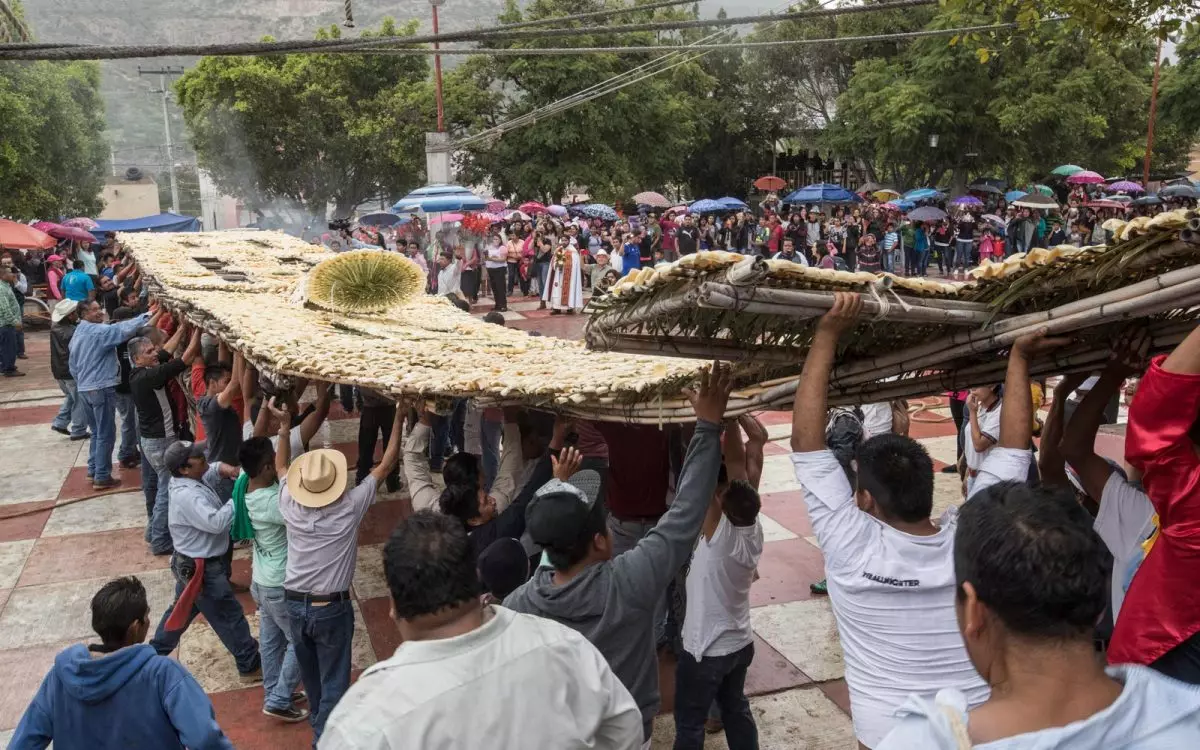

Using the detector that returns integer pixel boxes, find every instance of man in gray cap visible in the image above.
[148,439,261,682]
[504,362,733,746]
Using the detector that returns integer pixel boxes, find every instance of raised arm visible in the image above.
[403,409,440,511]
[489,408,527,513]
[267,398,292,478]
[214,351,243,410]
[297,382,332,450]
[161,316,189,355]
[792,293,862,452]
[368,401,406,485]
[1000,330,1069,450]
[738,413,768,491]
[1038,372,1088,488]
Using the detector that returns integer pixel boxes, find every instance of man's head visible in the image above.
[526,479,610,571]
[407,242,420,255]
[477,537,529,602]
[595,249,610,266]
[78,299,105,323]
[720,478,761,527]
[0,264,12,285]
[164,440,208,479]
[436,251,453,269]
[119,286,139,309]
[98,275,116,292]
[72,260,85,271]
[239,436,278,485]
[204,364,232,395]
[384,510,481,635]
[127,336,159,368]
[91,576,151,650]
[439,452,495,526]
[954,481,1110,681]
[482,311,505,326]
[782,238,795,256]
[854,434,934,523]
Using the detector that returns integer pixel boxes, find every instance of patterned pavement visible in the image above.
[0,298,1112,749]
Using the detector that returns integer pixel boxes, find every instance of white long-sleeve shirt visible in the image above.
[319,606,643,750]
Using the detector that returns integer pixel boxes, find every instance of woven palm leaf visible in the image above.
[306,250,426,314]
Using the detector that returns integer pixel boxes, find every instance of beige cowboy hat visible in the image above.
[287,449,349,508]
[51,299,79,324]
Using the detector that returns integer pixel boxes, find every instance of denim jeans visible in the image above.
[481,415,502,493]
[673,643,758,750]
[534,261,549,297]
[0,326,17,373]
[286,598,354,746]
[140,449,157,537]
[80,387,117,482]
[251,582,302,711]
[608,516,668,646]
[954,239,973,270]
[141,435,175,554]
[150,555,261,674]
[53,378,89,438]
[114,391,139,463]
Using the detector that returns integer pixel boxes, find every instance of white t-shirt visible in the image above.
[242,420,308,460]
[790,446,1030,747]
[861,403,894,440]
[1093,473,1155,620]
[963,400,1002,471]
[682,515,764,661]
[320,606,643,750]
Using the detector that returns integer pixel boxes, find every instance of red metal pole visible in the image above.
[433,4,445,133]
[1144,36,1163,189]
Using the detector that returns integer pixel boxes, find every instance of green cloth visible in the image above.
[230,472,254,542]
[243,482,288,588]
[0,284,20,328]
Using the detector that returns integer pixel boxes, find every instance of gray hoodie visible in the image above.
[504,420,722,740]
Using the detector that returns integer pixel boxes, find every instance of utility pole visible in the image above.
[138,65,185,213]
[1143,36,1164,190]
[431,0,446,132]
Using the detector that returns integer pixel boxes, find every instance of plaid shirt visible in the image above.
[0,284,19,328]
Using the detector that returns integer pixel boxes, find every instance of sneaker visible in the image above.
[238,667,263,685]
[51,426,70,436]
[809,578,829,595]
[263,706,310,723]
[70,432,91,441]
[92,478,121,490]
[292,690,308,705]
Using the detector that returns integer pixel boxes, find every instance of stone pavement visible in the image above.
[0,307,1030,749]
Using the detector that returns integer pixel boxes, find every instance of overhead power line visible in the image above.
[0,0,939,61]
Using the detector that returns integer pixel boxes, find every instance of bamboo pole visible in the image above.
[603,335,803,364]
[699,284,997,326]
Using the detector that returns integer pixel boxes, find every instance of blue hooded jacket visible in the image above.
[10,643,232,750]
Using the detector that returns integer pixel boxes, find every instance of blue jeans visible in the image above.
[673,643,758,750]
[251,582,302,712]
[150,554,261,674]
[0,326,17,373]
[286,598,354,746]
[954,239,973,270]
[481,416,502,492]
[141,435,175,554]
[53,378,90,438]
[80,387,117,482]
[140,449,157,537]
[114,391,139,463]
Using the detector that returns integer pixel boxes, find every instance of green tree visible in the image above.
[0,1,107,219]
[457,0,711,203]
[176,20,439,217]
[1159,29,1200,142]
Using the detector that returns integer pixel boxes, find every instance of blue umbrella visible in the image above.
[689,199,728,214]
[575,203,619,221]
[1004,190,1028,202]
[782,183,860,204]
[884,199,915,212]
[903,187,942,202]
[717,196,749,210]
[392,184,487,213]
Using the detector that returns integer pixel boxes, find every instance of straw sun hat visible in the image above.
[287,449,350,508]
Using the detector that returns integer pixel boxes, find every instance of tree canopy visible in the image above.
[0,1,107,220]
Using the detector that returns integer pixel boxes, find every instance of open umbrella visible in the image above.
[1085,199,1126,210]
[518,201,547,215]
[873,189,901,201]
[981,214,1006,227]
[428,213,465,225]
[505,209,532,221]
[357,212,402,227]
[1106,180,1144,194]
[903,187,943,202]
[1030,184,1055,196]
[858,181,892,194]
[1160,183,1198,199]
[1109,194,1133,203]
[1130,195,1162,206]
[62,217,98,230]
[950,196,984,207]
[1012,194,1058,209]
[664,205,687,217]
[575,203,619,221]
[967,183,1003,195]
[1066,170,1105,185]
[547,204,569,217]
[717,196,750,210]
[1005,190,1028,202]
[783,183,859,204]
[632,191,670,208]
[32,221,96,243]
[485,199,507,213]
[1051,164,1084,177]
[479,212,508,224]
[754,175,787,191]
[0,219,56,250]
[392,184,487,213]
[907,206,947,222]
[884,199,915,212]
[688,199,728,214]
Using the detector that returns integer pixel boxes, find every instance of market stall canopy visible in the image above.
[0,219,55,250]
[632,191,670,208]
[392,184,487,213]
[1012,194,1058,209]
[92,212,200,242]
[1051,164,1084,176]
[1067,170,1106,185]
[754,175,787,191]
[907,206,947,222]
[783,184,860,205]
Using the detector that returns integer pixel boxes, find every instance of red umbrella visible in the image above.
[1066,170,1105,185]
[0,219,56,250]
[1085,199,1126,210]
[754,175,787,191]
[62,217,99,230]
[485,199,507,213]
[519,201,548,215]
[32,221,96,244]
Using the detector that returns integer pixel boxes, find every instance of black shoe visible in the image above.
[16,353,27,360]
[150,546,174,557]
[385,476,400,493]
[2,370,26,377]
[940,465,959,474]
[70,432,91,441]
[263,705,310,723]
[119,455,140,469]
[92,478,121,490]
[51,426,70,436]
[291,690,308,705]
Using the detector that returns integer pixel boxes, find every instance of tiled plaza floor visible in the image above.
[0,311,1019,749]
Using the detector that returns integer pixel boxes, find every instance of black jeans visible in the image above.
[487,265,507,310]
[356,404,398,487]
[673,642,758,750]
[507,261,529,295]
[949,394,966,463]
[460,268,480,302]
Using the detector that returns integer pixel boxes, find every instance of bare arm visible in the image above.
[739,413,768,490]
[214,351,244,410]
[217,341,232,367]
[239,361,257,424]
[369,401,406,485]
[298,382,332,449]
[161,316,188,355]
[1000,330,1071,449]
[267,398,292,478]
[1162,323,1200,375]
[968,399,996,452]
[1039,373,1088,488]
[180,327,203,365]
[792,293,863,452]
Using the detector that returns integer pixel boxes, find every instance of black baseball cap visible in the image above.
[525,476,603,552]
[163,440,207,472]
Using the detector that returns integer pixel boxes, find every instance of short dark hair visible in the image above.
[482,311,505,326]
[446,294,470,312]
[112,307,136,321]
[438,452,483,523]
[204,363,232,385]
[91,576,150,646]
[238,436,275,479]
[73,260,85,270]
[723,479,761,526]
[955,481,1110,639]
[855,434,933,522]
[545,500,609,570]
[384,510,480,619]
